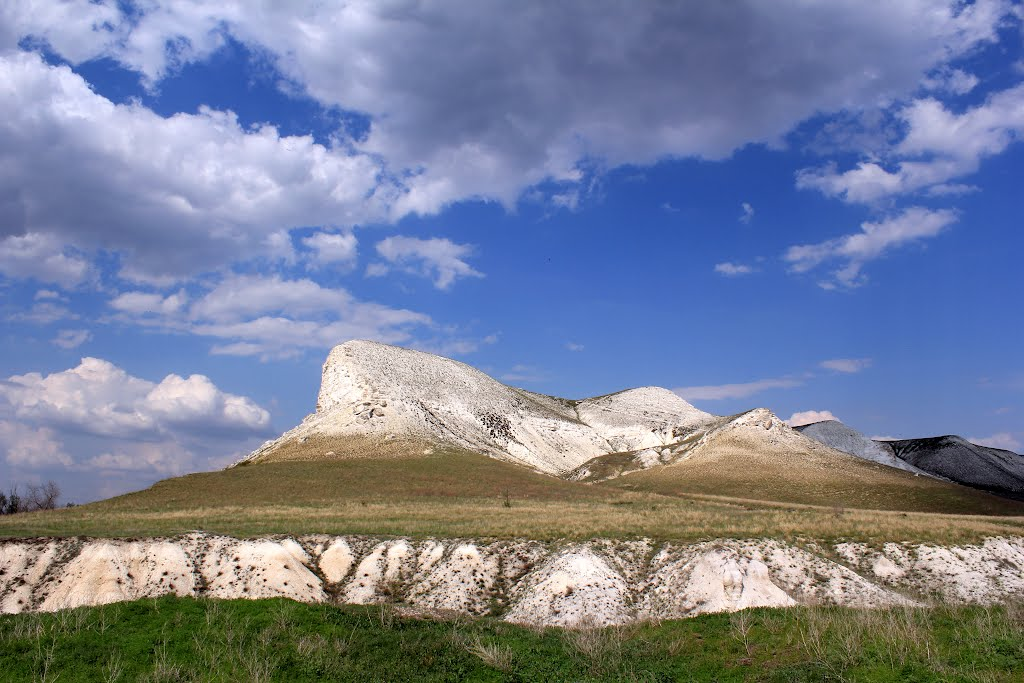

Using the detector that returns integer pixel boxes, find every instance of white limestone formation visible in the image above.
[239,340,717,474]
[4,533,1022,626]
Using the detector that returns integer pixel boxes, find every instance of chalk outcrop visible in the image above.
[3,534,1022,625]
[240,340,718,474]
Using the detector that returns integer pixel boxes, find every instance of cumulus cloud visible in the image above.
[370,236,483,290]
[500,364,548,384]
[0,233,92,288]
[1,1,1012,223]
[784,207,957,288]
[0,51,387,283]
[674,376,803,401]
[110,290,188,316]
[820,358,872,373]
[52,329,91,349]
[0,420,71,468]
[9,301,77,325]
[797,83,1024,203]
[302,231,358,269]
[921,67,979,95]
[785,410,840,427]
[714,262,755,277]
[739,202,754,224]
[85,442,195,475]
[565,342,585,352]
[0,357,272,497]
[970,432,1022,452]
[110,274,434,358]
[0,357,270,440]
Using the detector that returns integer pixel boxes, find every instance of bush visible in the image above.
[0,481,60,514]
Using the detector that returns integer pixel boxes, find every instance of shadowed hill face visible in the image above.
[884,436,1024,499]
[795,420,928,476]
[243,340,717,474]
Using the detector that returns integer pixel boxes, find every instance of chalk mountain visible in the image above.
[241,340,722,474]
[239,341,956,501]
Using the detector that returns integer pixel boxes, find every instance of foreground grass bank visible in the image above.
[2,596,1023,682]
[2,453,1023,544]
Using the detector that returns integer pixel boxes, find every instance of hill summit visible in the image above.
[240,340,721,474]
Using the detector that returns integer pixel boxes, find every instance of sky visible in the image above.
[1,1,1023,503]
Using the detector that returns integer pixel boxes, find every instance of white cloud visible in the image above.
[9,301,77,325]
[302,231,358,268]
[189,275,351,323]
[714,262,755,277]
[739,202,754,224]
[0,357,272,486]
[0,51,387,283]
[1,1,1012,221]
[110,290,188,316]
[501,364,547,384]
[52,329,91,349]
[970,432,1022,452]
[820,358,873,373]
[926,183,980,196]
[786,410,840,427]
[86,442,194,475]
[565,342,585,352]
[797,83,1024,203]
[371,236,483,290]
[922,67,979,95]
[784,207,957,287]
[674,376,802,401]
[0,420,71,468]
[0,357,270,440]
[0,233,92,288]
[110,274,434,358]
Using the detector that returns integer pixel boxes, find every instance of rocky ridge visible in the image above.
[240,340,724,475]
[4,533,1023,626]
[796,420,1024,498]
[795,420,929,476]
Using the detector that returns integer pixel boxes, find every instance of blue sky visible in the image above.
[1,1,1022,502]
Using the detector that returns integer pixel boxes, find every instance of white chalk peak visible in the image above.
[240,340,718,474]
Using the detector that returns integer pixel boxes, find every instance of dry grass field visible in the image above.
[1,441,1022,544]
[602,429,1021,514]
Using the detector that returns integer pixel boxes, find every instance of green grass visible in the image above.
[2,447,1023,544]
[1,595,1023,681]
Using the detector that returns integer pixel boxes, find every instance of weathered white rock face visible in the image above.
[3,534,1021,625]
[835,538,1024,604]
[241,340,717,474]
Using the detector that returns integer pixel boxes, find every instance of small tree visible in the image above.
[25,481,61,511]
[0,491,6,515]
[3,486,21,515]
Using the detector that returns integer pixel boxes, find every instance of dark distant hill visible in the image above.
[881,436,1024,499]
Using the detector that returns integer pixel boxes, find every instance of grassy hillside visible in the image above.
[1,595,1023,682]
[2,440,1023,543]
[600,428,1022,515]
